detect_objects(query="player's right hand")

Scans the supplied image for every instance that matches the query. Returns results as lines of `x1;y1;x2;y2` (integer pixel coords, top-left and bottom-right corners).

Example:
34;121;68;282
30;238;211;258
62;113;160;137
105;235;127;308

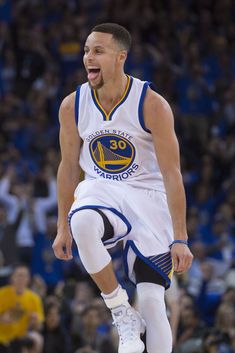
52;230;73;260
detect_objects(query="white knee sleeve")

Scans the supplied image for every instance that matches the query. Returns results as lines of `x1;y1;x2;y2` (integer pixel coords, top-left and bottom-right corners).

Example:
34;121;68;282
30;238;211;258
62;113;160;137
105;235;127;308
137;282;172;353
70;209;111;274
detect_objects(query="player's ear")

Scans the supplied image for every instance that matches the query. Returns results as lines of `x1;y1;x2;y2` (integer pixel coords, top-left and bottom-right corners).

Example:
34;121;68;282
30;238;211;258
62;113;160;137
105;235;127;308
119;50;127;64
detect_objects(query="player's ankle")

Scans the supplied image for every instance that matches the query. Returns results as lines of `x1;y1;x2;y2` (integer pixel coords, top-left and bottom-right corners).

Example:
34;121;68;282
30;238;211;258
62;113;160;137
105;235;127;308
101;285;129;309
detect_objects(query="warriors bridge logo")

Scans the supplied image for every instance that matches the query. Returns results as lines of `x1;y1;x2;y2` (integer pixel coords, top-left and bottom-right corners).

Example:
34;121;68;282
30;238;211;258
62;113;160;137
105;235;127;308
89;133;138;180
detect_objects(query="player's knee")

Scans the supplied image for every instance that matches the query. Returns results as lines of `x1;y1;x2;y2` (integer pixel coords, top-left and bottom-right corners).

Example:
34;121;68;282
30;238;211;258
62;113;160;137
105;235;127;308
70;209;104;250
70;209;111;274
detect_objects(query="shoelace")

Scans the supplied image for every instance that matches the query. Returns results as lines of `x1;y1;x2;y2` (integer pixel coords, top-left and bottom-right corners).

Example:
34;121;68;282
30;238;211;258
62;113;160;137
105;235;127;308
113;308;140;345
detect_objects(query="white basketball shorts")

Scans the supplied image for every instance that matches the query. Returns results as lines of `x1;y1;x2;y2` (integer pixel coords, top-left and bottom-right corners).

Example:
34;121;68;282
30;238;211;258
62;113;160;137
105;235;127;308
69;179;174;287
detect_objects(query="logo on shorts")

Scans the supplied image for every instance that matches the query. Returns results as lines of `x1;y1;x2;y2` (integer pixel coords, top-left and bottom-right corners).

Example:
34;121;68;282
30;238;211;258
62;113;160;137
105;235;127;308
89;134;135;174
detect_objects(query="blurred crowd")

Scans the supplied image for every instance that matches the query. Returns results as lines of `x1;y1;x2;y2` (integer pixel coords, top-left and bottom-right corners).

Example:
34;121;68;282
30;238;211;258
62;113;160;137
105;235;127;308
0;0;235;352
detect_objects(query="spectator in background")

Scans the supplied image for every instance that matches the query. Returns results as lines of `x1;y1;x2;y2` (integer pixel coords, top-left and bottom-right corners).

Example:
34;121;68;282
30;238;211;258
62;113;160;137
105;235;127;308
0;250;11;287
179;293;195;312
203;329;233;353
71;282;96;350
220;288;235;307
0;168;34;266
11;182;35;266
73;305;116;353
215;303;235;351
0;0;12;24
0;264;44;353
0;164;58;267
32;216;64;290
0;202;23;266
42;303;69;353
196;262;225;326
204;214;234;270
74;347;98;353
224;263;235;290
177;306;206;342
30;276;48;303
10;334;43;353
33;165;57;235
0;167;21;225
187;241;207;296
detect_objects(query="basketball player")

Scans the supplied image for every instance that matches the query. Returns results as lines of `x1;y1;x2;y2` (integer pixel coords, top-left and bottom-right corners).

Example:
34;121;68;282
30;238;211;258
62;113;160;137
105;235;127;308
53;23;193;353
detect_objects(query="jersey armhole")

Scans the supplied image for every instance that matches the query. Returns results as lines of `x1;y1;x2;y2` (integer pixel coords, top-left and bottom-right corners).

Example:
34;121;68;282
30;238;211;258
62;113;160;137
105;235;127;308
138;81;157;133
74;85;81;126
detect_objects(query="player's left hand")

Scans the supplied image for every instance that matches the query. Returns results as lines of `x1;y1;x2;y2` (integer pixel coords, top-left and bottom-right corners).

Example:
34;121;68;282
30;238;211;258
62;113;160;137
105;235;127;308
171;243;193;274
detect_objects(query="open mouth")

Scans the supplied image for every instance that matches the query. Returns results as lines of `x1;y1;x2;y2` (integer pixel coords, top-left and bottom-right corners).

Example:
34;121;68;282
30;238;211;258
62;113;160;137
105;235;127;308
87;68;101;81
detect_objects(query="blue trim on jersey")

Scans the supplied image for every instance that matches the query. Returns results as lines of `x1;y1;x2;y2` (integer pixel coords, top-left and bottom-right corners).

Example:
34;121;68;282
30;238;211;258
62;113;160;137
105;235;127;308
91;89;107;121
68;205;132;247
123;240;172;289
109;76;133;121
138;81;151;134
74;85;81;126
90;75;133;121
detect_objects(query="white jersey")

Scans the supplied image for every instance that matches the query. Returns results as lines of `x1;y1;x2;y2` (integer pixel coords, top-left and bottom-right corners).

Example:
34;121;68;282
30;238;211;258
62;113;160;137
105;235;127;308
75;75;165;192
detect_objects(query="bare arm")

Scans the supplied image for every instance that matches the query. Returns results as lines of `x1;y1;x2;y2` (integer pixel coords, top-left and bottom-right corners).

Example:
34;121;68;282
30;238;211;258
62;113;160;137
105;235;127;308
53;92;81;260
144;89;193;273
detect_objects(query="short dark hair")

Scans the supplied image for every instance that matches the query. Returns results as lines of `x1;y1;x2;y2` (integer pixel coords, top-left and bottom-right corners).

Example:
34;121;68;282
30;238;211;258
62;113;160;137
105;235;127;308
11;263;29;274
91;23;132;51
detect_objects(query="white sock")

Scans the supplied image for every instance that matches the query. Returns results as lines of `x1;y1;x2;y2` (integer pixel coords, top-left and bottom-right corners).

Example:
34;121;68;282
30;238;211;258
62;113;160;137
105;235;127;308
102;285;121;299
137;282;172;353
101;285;130;309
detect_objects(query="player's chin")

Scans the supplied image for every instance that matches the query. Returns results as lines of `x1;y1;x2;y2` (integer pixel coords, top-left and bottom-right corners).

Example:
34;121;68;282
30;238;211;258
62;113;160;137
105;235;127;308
88;78;103;90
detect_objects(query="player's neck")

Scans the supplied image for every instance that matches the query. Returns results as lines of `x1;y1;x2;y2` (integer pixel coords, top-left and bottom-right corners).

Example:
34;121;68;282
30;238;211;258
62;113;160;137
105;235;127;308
96;73;128;108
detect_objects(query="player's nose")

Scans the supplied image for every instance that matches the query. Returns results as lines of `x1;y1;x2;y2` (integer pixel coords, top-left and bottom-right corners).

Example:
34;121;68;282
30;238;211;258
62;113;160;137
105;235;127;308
86;50;95;61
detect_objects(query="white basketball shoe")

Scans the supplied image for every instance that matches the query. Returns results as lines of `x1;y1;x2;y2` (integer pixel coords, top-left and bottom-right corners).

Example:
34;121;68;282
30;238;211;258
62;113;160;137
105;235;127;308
111;305;146;353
